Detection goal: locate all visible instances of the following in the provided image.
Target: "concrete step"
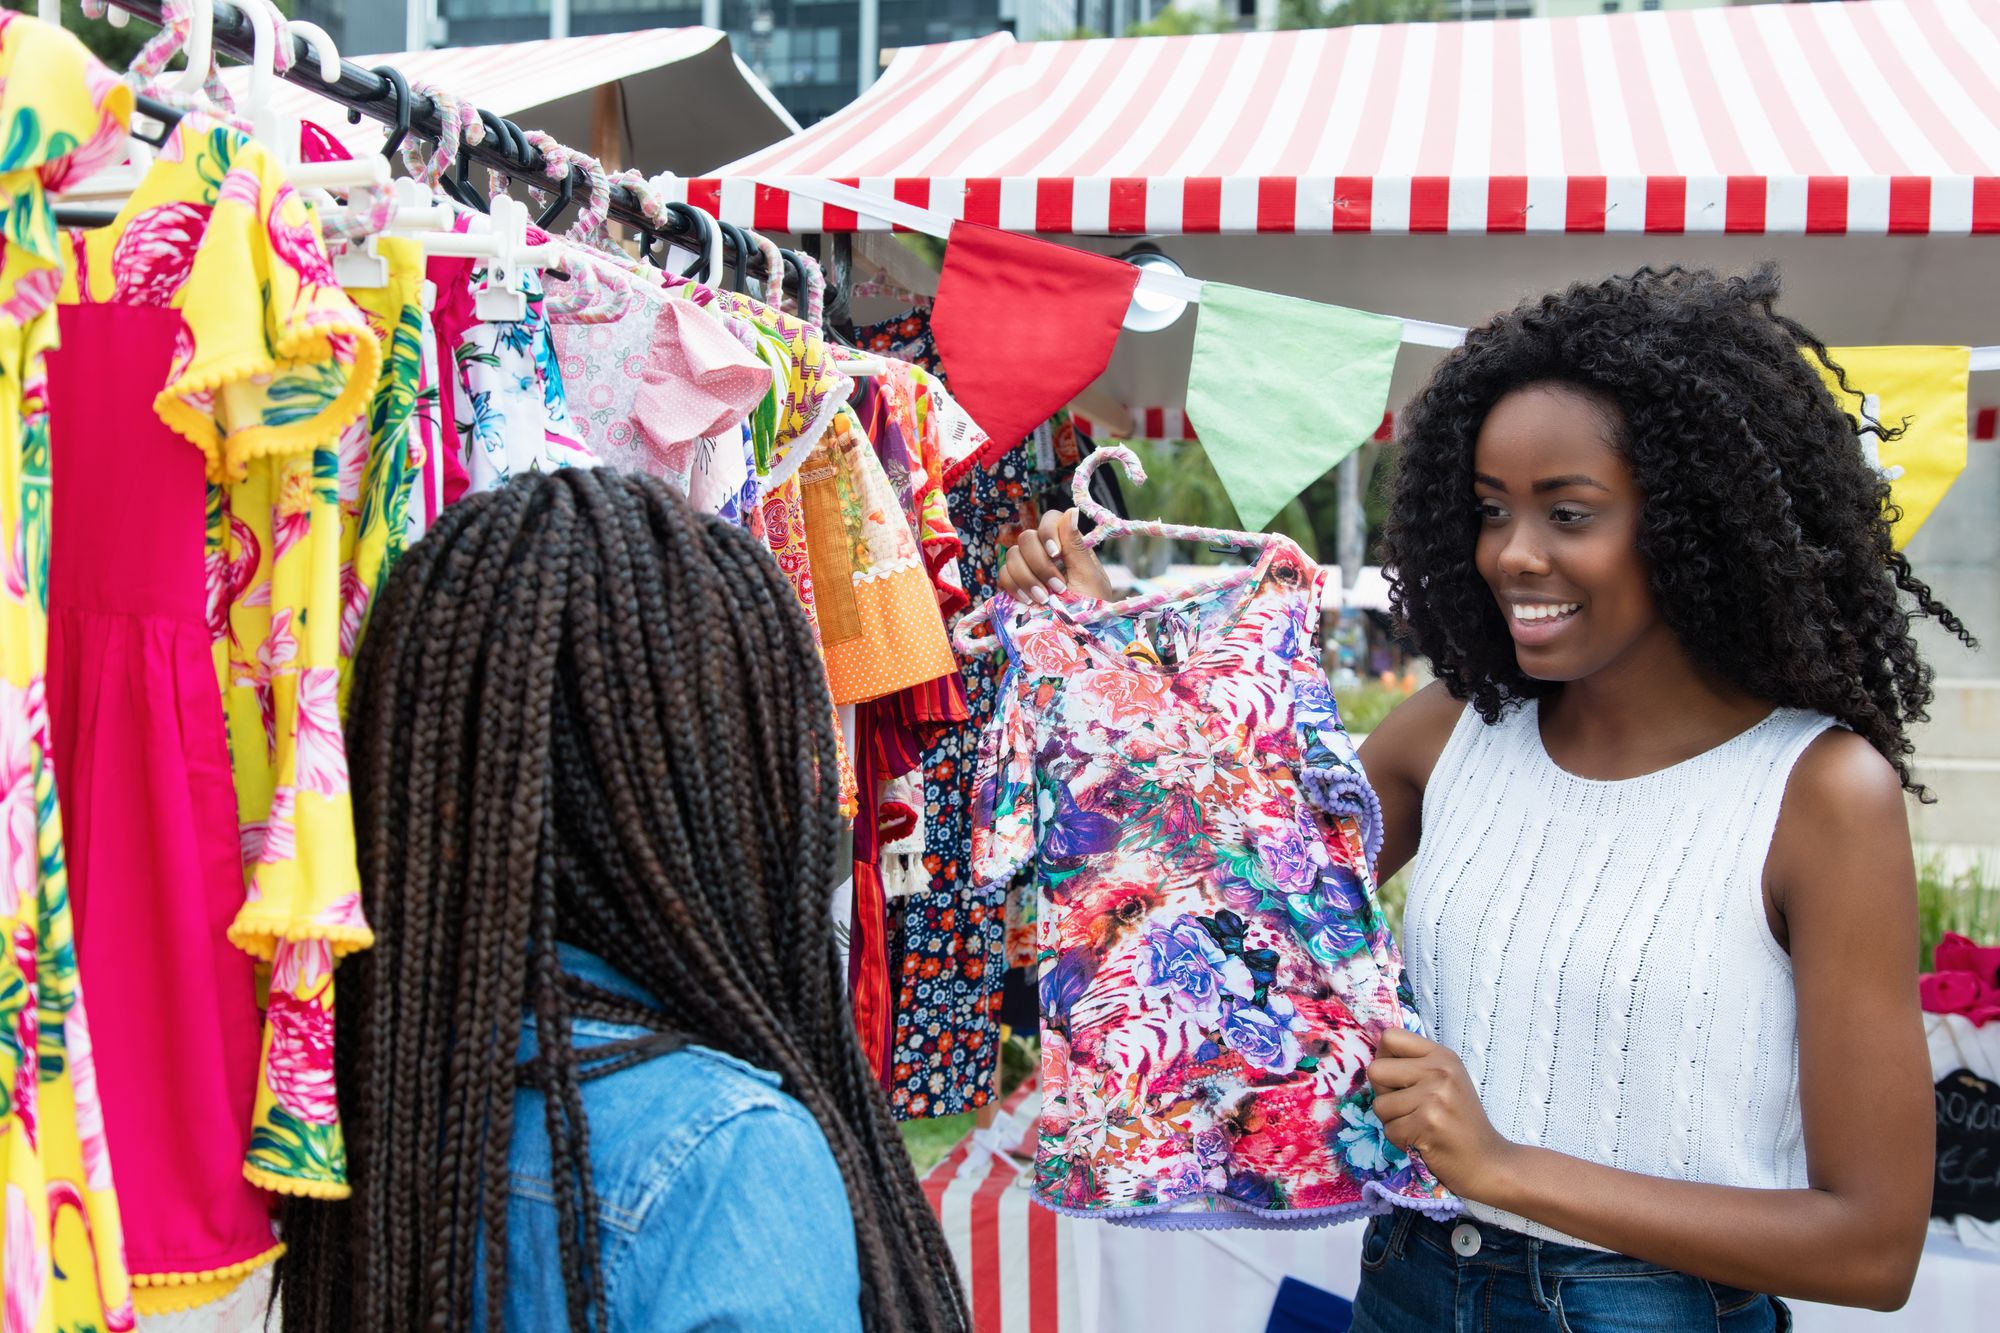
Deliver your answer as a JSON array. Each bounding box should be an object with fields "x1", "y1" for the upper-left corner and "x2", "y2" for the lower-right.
[
  {"x1": 1908, "y1": 757, "x2": 2000, "y2": 849},
  {"x1": 1912, "y1": 679, "x2": 2000, "y2": 762}
]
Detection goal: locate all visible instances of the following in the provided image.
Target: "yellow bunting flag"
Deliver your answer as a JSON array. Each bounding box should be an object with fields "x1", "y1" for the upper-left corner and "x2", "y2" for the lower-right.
[{"x1": 1818, "y1": 346, "x2": 1970, "y2": 549}]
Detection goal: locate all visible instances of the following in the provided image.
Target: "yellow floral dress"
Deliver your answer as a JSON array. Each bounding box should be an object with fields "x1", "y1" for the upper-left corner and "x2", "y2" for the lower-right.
[
  {"x1": 336, "y1": 235, "x2": 427, "y2": 702},
  {"x1": 60, "y1": 113, "x2": 378, "y2": 1306},
  {"x1": 0, "y1": 16, "x2": 139, "y2": 1332}
]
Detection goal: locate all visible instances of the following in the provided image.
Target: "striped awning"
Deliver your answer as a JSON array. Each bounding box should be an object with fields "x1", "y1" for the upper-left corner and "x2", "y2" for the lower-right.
[{"x1": 682, "y1": 0, "x2": 2000, "y2": 236}]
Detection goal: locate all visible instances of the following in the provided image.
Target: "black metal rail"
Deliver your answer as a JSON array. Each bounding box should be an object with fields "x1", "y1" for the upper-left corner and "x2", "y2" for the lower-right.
[{"x1": 100, "y1": 0, "x2": 793, "y2": 292}]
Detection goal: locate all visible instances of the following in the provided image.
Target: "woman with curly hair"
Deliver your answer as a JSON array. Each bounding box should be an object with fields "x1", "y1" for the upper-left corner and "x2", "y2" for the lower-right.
[
  {"x1": 1001, "y1": 266, "x2": 1959, "y2": 1328},
  {"x1": 277, "y1": 469, "x2": 969, "y2": 1333}
]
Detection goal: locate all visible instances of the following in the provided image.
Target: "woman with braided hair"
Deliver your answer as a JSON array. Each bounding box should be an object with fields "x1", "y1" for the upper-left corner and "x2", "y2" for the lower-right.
[{"x1": 276, "y1": 468, "x2": 969, "y2": 1332}]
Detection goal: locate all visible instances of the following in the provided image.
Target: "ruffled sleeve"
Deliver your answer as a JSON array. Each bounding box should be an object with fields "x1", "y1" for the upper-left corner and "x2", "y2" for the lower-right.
[
  {"x1": 156, "y1": 128, "x2": 380, "y2": 483},
  {"x1": 169, "y1": 133, "x2": 379, "y2": 1201}
]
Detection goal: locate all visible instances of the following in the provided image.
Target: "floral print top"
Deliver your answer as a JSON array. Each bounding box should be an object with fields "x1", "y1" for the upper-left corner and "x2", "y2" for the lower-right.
[
  {"x1": 452, "y1": 263, "x2": 594, "y2": 492},
  {"x1": 61, "y1": 116, "x2": 378, "y2": 1206},
  {"x1": 0, "y1": 17, "x2": 138, "y2": 1330},
  {"x1": 972, "y1": 537, "x2": 1455, "y2": 1229}
]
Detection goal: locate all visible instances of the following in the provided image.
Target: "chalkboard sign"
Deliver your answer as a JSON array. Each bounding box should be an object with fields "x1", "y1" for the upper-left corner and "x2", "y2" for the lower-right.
[{"x1": 1934, "y1": 1067, "x2": 2000, "y2": 1223}]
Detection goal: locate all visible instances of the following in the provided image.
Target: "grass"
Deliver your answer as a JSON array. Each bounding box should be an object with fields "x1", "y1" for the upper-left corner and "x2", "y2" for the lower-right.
[
  {"x1": 1334, "y1": 680, "x2": 1414, "y2": 736},
  {"x1": 901, "y1": 1112, "x2": 974, "y2": 1177},
  {"x1": 900, "y1": 1033, "x2": 1039, "y2": 1176},
  {"x1": 1917, "y1": 850, "x2": 2000, "y2": 971}
]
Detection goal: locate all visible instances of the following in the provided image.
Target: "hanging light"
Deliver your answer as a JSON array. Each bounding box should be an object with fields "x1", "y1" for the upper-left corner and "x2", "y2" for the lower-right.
[{"x1": 1120, "y1": 243, "x2": 1190, "y2": 334}]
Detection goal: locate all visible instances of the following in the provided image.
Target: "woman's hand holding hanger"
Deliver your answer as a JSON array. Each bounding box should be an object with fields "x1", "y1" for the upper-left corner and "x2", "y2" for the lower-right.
[{"x1": 998, "y1": 510, "x2": 1115, "y2": 604}]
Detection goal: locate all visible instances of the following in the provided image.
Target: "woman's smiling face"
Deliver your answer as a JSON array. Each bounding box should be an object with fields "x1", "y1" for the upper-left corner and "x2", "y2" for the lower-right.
[{"x1": 1472, "y1": 383, "x2": 1662, "y2": 683}]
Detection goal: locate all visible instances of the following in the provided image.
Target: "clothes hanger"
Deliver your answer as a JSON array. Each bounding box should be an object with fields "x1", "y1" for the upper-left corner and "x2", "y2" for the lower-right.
[
  {"x1": 664, "y1": 202, "x2": 722, "y2": 286},
  {"x1": 950, "y1": 445, "x2": 1284, "y2": 659},
  {"x1": 347, "y1": 65, "x2": 416, "y2": 161},
  {"x1": 55, "y1": 0, "x2": 239, "y2": 209},
  {"x1": 532, "y1": 169, "x2": 574, "y2": 231},
  {"x1": 780, "y1": 251, "x2": 807, "y2": 312},
  {"x1": 716, "y1": 220, "x2": 751, "y2": 294},
  {"x1": 171, "y1": 0, "x2": 216, "y2": 95}
]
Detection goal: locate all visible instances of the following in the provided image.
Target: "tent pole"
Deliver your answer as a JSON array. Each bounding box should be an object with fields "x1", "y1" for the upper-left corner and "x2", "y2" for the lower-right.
[{"x1": 1337, "y1": 452, "x2": 1364, "y2": 593}]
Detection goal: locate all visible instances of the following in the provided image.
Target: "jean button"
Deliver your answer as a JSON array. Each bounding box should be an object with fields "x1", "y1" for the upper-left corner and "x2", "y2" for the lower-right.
[{"x1": 1451, "y1": 1222, "x2": 1483, "y2": 1257}]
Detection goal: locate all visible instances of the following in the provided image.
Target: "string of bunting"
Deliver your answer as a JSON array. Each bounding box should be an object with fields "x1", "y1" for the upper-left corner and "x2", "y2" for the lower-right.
[{"x1": 767, "y1": 176, "x2": 1995, "y2": 546}]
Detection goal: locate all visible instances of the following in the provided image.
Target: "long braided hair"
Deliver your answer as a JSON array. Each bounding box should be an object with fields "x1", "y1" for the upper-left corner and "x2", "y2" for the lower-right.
[{"x1": 277, "y1": 469, "x2": 969, "y2": 1332}]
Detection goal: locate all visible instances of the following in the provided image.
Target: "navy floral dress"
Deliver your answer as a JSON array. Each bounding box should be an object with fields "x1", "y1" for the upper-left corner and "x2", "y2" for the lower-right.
[{"x1": 860, "y1": 309, "x2": 1078, "y2": 1118}]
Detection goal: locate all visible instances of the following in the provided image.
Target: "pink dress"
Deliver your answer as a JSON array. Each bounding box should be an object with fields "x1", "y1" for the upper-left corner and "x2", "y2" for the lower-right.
[{"x1": 44, "y1": 302, "x2": 275, "y2": 1282}]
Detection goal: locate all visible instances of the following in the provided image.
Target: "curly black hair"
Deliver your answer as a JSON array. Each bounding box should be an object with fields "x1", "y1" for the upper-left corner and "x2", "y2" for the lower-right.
[
  {"x1": 1383, "y1": 265, "x2": 1972, "y2": 797},
  {"x1": 276, "y1": 469, "x2": 969, "y2": 1332}
]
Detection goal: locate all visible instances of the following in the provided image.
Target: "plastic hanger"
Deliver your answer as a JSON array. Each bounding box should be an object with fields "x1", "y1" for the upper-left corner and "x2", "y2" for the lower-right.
[
  {"x1": 163, "y1": 0, "x2": 216, "y2": 94},
  {"x1": 533, "y1": 169, "x2": 574, "y2": 231},
  {"x1": 664, "y1": 202, "x2": 722, "y2": 287},
  {"x1": 287, "y1": 18, "x2": 343, "y2": 83},
  {"x1": 348, "y1": 64, "x2": 415, "y2": 162},
  {"x1": 716, "y1": 220, "x2": 751, "y2": 294}
]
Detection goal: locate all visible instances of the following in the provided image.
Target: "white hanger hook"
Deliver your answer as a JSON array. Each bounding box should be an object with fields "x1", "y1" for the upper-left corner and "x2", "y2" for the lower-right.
[
  {"x1": 286, "y1": 19, "x2": 343, "y2": 84},
  {"x1": 171, "y1": 0, "x2": 215, "y2": 93},
  {"x1": 237, "y1": 0, "x2": 281, "y2": 145}
]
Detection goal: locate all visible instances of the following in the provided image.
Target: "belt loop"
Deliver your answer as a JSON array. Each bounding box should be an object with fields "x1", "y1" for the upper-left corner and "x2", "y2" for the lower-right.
[
  {"x1": 1389, "y1": 1206, "x2": 1416, "y2": 1261},
  {"x1": 1529, "y1": 1236, "x2": 1550, "y2": 1311}
]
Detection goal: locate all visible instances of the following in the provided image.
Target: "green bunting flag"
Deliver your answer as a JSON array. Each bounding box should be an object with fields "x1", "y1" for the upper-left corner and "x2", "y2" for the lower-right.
[{"x1": 1186, "y1": 283, "x2": 1404, "y2": 532}]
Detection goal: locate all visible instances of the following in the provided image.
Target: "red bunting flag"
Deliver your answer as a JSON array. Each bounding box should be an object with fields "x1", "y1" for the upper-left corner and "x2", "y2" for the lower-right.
[{"x1": 932, "y1": 222, "x2": 1140, "y2": 466}]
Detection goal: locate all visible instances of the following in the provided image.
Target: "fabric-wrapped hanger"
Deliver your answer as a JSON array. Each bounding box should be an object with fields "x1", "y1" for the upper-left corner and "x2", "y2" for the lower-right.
[{"x1": 951, "y1": 445, "x2": 1288, "y2": 659}]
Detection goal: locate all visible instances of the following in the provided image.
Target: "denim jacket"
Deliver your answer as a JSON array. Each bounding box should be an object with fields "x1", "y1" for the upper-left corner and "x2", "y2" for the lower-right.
[{"x1": 479, "y1": 945, "x2": 862, "y2": 1331}]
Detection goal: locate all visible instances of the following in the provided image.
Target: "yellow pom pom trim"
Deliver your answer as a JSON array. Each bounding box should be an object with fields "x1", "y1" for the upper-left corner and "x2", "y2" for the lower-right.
[
  {"x1": 131, "y1": 1242, "x2": 286, "y2": 1316},
  {"x1": 245, "y1": 1162, "x2": 352, "y2": 1200}
]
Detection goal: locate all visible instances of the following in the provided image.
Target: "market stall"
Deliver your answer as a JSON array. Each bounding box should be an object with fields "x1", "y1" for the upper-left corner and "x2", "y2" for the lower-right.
[{"x1": 666, "y1": 0, "x2": 2000, "y2": 657}]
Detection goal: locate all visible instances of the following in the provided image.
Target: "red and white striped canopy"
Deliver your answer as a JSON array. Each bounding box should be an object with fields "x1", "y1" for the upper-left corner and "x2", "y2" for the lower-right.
[{"x1": 684, "y1": 0, "x2": 2000, "y2": 236}]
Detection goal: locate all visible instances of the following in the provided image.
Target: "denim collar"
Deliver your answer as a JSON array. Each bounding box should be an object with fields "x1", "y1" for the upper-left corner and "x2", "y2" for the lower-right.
[{"x1": 554, "y1": 942, "x2": 659, "y2": 1010}]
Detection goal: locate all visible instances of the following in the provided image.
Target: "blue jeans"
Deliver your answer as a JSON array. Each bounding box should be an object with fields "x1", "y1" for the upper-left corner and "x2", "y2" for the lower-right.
[{"x1": 1351, "y1": 1210, "x2": 1791, "y2": 1332}]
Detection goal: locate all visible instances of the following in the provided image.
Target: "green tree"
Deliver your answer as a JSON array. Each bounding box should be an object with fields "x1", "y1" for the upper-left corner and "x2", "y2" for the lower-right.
[
  {"x1": 1275, "y1": 0, "x2": 1447, "y2": 30},
  {"x1": 1125, "y1": 8, "x2": 1229, "y2": 38}
]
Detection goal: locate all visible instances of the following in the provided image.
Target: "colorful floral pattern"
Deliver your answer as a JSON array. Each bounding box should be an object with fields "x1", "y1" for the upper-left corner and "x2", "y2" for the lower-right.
[
  {"x1": 452, "y1": 265, "x2": 594, "y2": 493},
  {"x1": 865, "y1": 307, "x2": 1055, "y2": 1121},
  {"x1": 62, "y1": 115, "x2": 378, "y2": 1223},
  {"x1": 0, "y1": 16, "x2": 137, "y2": 1331},
  {"x1": 972, "y1": 538, "x2": 1454, "y2": 1228}
]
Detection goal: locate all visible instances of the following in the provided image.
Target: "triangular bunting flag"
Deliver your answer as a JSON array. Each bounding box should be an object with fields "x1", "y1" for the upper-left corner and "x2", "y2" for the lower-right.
[
  {"x1": 1187, "y1": 283, "x2": 1403, "y2": 532},
  {"x1": 932, "y1": 222, "x2": 1139, "y2": 466},
  {"x1": 1817, "y1": 346, "x2": 1970, "y2": 549}
]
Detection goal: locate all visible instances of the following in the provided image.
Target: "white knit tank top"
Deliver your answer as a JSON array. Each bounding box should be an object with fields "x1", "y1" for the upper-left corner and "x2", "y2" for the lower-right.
[{"x1": 1405, "y1": 699, "x2": 1837, "y2": 1248}]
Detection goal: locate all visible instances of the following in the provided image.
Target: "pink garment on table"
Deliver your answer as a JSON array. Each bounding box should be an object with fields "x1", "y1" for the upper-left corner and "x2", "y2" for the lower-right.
[
  {"x1": 1924, "y1": 932, "x2": 2000, "y2": 1026},
  {"x1": 632, "y1": 298, "x2": 772, "y2": 467},
  {"x1": 44, "y1": 302, "x2": 275, "y2": 1280}
]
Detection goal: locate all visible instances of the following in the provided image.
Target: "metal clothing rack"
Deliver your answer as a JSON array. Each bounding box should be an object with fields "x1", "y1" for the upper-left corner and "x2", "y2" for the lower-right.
[{"x1": 98, "y1": 0, "x2": 797, "y2": 295}]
